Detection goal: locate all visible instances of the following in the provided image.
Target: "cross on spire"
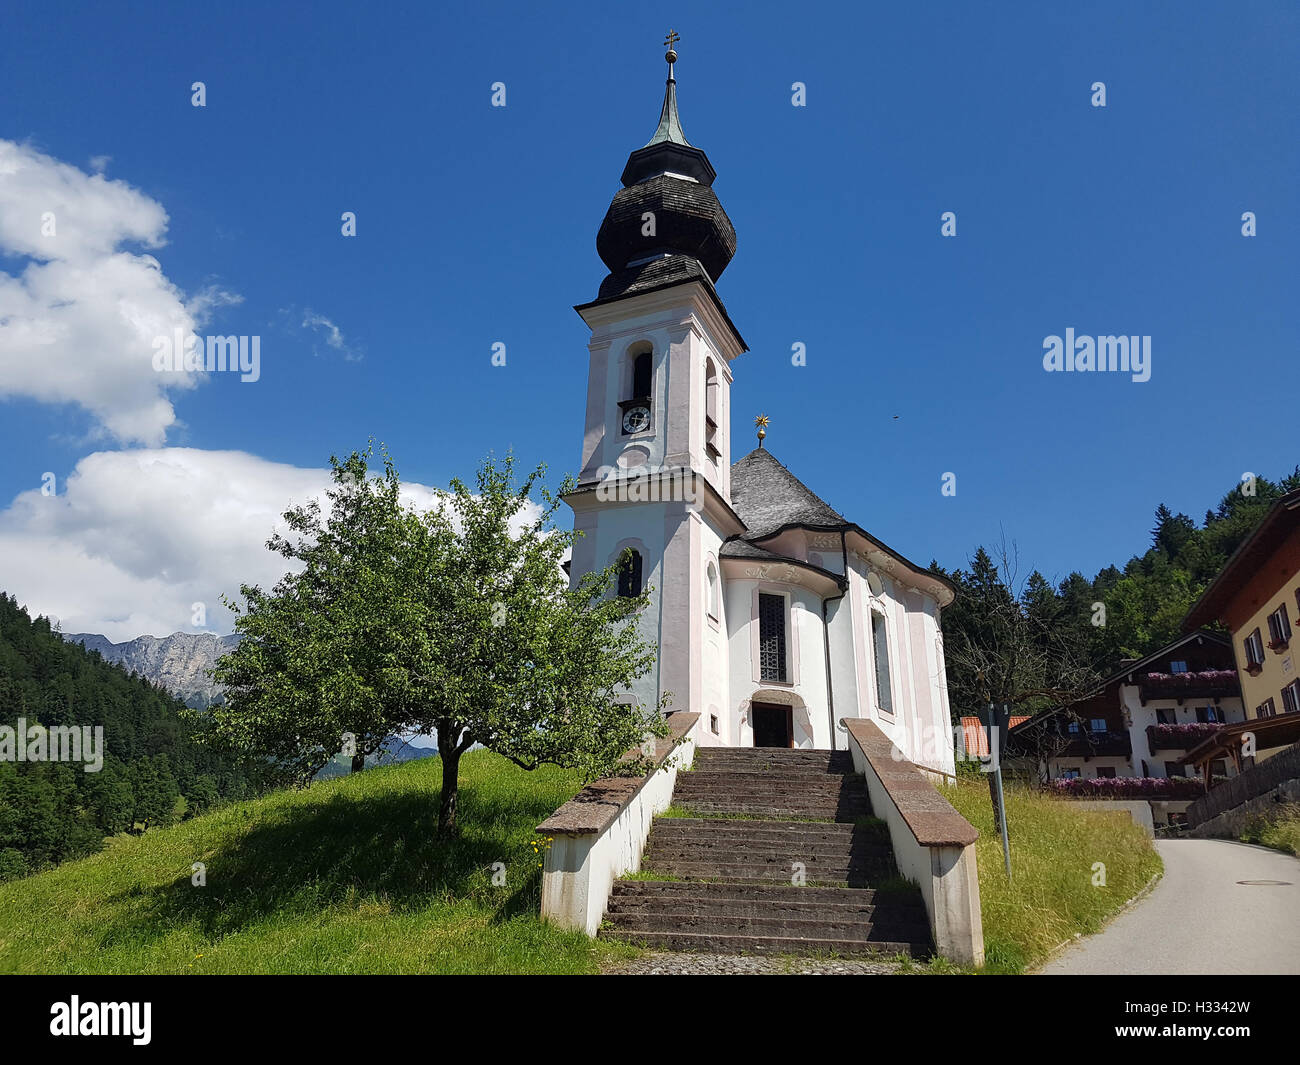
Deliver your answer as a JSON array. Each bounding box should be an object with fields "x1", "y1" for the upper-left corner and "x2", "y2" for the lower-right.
[{"x1": 664, "y1": 29, "x2": 679, "y2": 78}]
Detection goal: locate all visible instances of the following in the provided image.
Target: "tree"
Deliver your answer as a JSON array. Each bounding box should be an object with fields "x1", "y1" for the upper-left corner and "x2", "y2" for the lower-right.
[
  {"x1": 206, "y1": 447, "x2": 666, "y2": 835},
  {"x1": 207, "y1": 446, "x2": 419, "y2": 784},
  {"x1": 936, "y1": 538, "x2": 1100, "y2": 728},
  {"x1": 401, "y1": 453, "x2": 666, "y2": 834}
]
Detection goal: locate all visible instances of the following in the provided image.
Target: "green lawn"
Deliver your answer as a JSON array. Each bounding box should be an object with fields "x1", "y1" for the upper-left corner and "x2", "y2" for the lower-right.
[
  {"x1": 939, "y1": 780, "x2": 1163, "y2": 974},
  {"x1": 0, "y1": 751, "x2": 637, "y2": 974}
]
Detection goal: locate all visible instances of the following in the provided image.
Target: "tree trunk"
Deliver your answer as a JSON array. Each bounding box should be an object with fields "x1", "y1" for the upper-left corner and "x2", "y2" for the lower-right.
[
  {"x1": 437, "y1": 721, "x2": 461, "y2": 836},
  {"x1": 350, "y1": 751, "x2": 365, "y2": 774}
]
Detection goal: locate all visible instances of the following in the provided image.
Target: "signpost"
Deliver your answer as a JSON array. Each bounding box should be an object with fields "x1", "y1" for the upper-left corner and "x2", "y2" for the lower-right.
[{"x1": 979, "y1": 702, "x2": 1013, "y2": 880}]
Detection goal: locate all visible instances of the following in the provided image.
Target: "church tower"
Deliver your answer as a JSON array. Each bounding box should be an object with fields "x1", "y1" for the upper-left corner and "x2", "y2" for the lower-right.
[{"x1": 565, "y1": 35, "x2": 746, "y2": 721}]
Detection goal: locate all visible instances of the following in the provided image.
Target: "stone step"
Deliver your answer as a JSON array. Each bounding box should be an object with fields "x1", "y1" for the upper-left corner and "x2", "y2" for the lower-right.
[
  {"x1": 646, "y1": 838, "x2": 892, "y2": 862},
  {"x1": 644, "y1": 858, "x2": 893, "y2": 885},
  {"x1": 597, "y1": 928, "x2": 928, "y2": 958},
  {"x1": 644, "y1": 827, "x2": 878, "y2": 847},
  {"x1": 670, "y1": 780, "x2": 863, "y2": 795},
  {"x1": 607, "y1": 894, "x2": 920, "y2": 921},
  {"x1": 610, "y1": 880, "x2": 907, "y2": 907},
  {"x1": 696, "y1": 754, "x2": 857, "y2": 769},
  {"x1": 650, "y1": 818, "x2": 870, "y2": 844},
  {"x1": 603, "y1": 910, "x2": 931, "y2": 943},
  {"x1": 687, "y1": 761, "x2": 857, "y2": 777},
  {"x1": 673, "y1": 801, "x2": 871, "y2": 821}
]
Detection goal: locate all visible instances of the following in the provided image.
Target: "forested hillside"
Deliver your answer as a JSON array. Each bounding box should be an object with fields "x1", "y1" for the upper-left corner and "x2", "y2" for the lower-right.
[
  {"x1": 0, "y1": 594, "x2": 261, "y2": 882},
  {"x1": 935, "y1": 468, "x2": 1300, "y2": 719}
]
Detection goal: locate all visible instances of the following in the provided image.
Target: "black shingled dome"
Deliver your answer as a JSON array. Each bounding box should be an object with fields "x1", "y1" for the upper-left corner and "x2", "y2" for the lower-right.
[{"x1": 594, "y1": 65, "x2": 736, "y2": 300}]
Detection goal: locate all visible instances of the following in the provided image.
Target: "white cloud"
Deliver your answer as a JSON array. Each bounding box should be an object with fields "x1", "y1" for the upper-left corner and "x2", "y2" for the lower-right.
[
  {"x1": 0, "y1": 448, "x2": 448, "y2": 642},
  {"x1": 0, "y1": 139, "x2": 237, "y2": 445},
  {"x1": 299, "y1": 308, "x2": 362, "y2": 361}
]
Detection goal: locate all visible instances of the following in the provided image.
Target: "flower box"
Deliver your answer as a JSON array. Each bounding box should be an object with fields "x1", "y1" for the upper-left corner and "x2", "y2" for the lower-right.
[{"x1": 1049, "y1": 776, "x2": 1207, "y2": 800}]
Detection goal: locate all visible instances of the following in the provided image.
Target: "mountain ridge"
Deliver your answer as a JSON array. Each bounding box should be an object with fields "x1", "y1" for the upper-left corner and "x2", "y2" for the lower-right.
[{"x1": 62, "y1": 631, "x2": 242, "y2": 709}]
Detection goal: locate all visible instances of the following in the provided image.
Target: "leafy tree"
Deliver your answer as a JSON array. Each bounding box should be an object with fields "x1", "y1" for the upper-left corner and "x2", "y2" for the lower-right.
[
  {"x1": 401, "y1": 453, "x2": 665, "y2": 834},
  {"x1": 206, "y1": 447, "x2": 666, "y2": 836},
  {"x1": 206, "y1": 447, "x2": 419, "y2": 784}
]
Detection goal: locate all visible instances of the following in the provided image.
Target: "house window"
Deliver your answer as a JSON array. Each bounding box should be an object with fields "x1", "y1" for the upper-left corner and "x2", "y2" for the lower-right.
[
  {"x1": 1267, "y1": 605, "x2": 1291, "y2": 649},
  {"x1": 1067, "y1": 720, "x2": 1081, "y2": 734},
  {"x1": 1282, "y1": 680, "x2": 1300, "y2": 715},
  {"x1": 1164, "y1": 761, "x2": 1185, "y2": 778},
  {"x1": 1060, "y1": 768, "x2": 1081, "y2": 780},
  {"x1": 706, "y1": 561, "x2": 719, "y2": 620},
  {"x1": 1156, "y1": 707, "x2": 1176, "y2": 725},
  {"x1": 1195, "y1": 705, "x2": 1223, "y2": 723},
  {"x1": 1089, "y1": 718, "x2": 1107, "y2": 733},
  {"x1": 617, "y1": 550, "x2": 643, "y2": 598},
  {"x1": 1170, "y1": 660, "x2": 1188, "y2": 674},
  {"x1": 870, "y1": 609, "x2": 893, "y2": 713},
  {"x1": 1211, "y1": 759, "x2": 1228, "y2": 778},
  {"x1": 1244, "y1": 628, "x2": 1265, "y2": 670},
  {"x1": 1256, "y1": 697, "x2": 1276, "y2": 719},
  {"x1": 1096, "y1": 766, "x2": 1116, "y2": 779},
  {"x1": 758, "y1": 593, "x2": 788, "y2": 682},
  {"x1": 710, "y1": 714, "x2": 719, "y2": 735}
]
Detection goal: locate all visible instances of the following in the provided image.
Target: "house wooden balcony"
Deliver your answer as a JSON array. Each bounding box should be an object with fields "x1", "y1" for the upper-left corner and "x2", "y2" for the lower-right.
[
  {"x1": 1146, "y1": 722, "x2": 1224, "y2": 751},
  {"x1": 1136, "y1": 670, "x2": 1240, "y2": 705},
  {"x1": 1061, "y1": 730, "x2": 1132, "y2": 758}
]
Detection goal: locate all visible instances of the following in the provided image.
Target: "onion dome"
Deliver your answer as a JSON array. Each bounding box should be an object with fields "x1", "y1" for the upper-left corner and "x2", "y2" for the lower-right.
[{"x1": 593, "y1": 40, "x2": 736, "y2": 302}]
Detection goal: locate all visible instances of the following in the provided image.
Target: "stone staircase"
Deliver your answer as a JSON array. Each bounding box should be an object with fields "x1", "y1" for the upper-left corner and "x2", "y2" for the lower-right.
[{"x1": 600, "y1": 747, "x2": 932, "y2": 957}]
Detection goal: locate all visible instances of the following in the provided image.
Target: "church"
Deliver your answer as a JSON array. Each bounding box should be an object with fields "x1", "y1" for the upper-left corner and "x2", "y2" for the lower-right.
[{"x1": 564, "y1": 42, "x2": 957, "y2": 776}]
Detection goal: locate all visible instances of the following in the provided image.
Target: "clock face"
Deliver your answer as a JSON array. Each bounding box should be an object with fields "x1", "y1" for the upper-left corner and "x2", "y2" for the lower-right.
[{"x1": 622, "y1": 406, "x2": 650, "y2": 434}]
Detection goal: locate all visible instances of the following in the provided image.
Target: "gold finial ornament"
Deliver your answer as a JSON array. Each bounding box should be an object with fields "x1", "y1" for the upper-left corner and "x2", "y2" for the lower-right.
[
  {"x1": 755, "y1": 413, "x2": 769, "y2": 447},
  {"x1": 664, "y1": 29, "x2": 679, "y2": 70}
]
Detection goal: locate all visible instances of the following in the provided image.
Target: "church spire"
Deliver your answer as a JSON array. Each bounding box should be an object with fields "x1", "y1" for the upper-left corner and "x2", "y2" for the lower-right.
[
  {"x1": 593, "y1": 34, "x2": 737, "y2": 303},
  {"x1": 644, "y1": 30, "x2": 690, "y2": 148},
  {"x1": 618, "y1": 35, "x2": 716, "y2": 187}
]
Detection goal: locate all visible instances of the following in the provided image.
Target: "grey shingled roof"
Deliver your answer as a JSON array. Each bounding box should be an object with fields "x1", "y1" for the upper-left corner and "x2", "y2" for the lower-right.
[{"x1": 729, "y1": 447, "x2": 847, "y2": 540}]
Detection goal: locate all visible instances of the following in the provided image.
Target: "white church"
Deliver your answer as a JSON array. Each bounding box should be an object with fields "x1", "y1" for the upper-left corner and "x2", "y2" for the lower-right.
[{"x1": 564, "y1": 44, "x2": 957, "y2": 776}]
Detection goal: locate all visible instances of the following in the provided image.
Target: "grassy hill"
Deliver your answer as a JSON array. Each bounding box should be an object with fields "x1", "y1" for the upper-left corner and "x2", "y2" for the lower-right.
[
  {"x1": 0, "y1": 750, "x2": 635, "y2": 974},
  {"x1": 940, "y1": 779, "x2": 1163, "y2": 974}
]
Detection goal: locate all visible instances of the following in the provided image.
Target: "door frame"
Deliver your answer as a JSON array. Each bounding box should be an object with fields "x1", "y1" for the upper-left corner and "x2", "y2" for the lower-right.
[{"x1": 751, "y1": 701, "x2": 794, "y2": 749}]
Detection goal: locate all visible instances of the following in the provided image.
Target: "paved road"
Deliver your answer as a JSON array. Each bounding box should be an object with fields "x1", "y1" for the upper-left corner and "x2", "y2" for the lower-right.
[{"x1": 1039, "y1": 839, "x2": 1300, "y2": 975}]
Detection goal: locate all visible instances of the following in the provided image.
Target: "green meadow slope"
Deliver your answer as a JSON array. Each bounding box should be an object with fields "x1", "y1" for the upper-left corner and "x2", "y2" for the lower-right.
[
  {"x1": 0, "y1": 751, "x2": 635, "y2": 974},
  {"x1": 941, "y1": 780, "x2": 1163, "y2": 974}
]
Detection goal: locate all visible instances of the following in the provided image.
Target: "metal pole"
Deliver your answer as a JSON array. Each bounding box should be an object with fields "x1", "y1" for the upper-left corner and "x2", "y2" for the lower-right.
[{"x1": 993, "y1": 761, "x2": 1011, "y2": 880}]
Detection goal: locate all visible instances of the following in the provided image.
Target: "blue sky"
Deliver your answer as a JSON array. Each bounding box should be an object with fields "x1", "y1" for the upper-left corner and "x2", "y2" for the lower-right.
[{"x1": 0, "y1": 1, "x2": 1297, "y2": 637}]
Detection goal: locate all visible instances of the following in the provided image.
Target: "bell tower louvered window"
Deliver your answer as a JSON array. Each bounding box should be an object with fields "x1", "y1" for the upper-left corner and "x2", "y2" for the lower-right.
[
  {"x1": 758, "y1": 593, "x2": 787, "y2": 682},
  {"x1": 618, "y1": 550, "x2": 643, "y2": 598}
]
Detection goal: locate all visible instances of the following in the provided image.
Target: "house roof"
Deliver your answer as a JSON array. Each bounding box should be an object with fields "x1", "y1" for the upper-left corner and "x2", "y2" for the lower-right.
[
  {"x1": 959, "y1": 715, "x2": 1031, "y2": 758},
  {"x1": 1183, "y1": 487, "x2": 1300, "y2": 630}
]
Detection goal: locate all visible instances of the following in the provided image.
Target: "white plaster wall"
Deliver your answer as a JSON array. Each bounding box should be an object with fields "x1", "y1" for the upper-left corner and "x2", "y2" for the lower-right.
[
  {"x1": 579, "y1": 300, "x2": 733, "y2": 506},
  {"x1": 540, "y1": 725, "x2": 697, "y2": 935},
  {"x1": 1048, "y1": 755, "x2": 1135, "y2": 779},
  {"x1": 699, "y1": 521, "x2": 728, "y2": 745},
  {"x1": 579, "y1": 501, "x2": 667, "y2": 713},
  {"x1": 725, "y1": 578, "x2": 831, "y2": 748}
]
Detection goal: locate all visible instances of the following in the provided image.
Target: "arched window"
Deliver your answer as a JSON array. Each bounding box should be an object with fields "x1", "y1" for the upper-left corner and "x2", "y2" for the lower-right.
[
  {"x1": 706, "y1": 560, "x2": 719, "y2": 620},
  {"x1": 618, "y1": 549, "x2": 643, "y2": 598},
  {"x1": 870, "y1": 609, "x2": 893, "y2": 714},
  {"x1": 704, "y1": 359, "x2": 719, "y2": 459},
  {"x1": 632, "y1": 352, "x2": 652, "y2": 399}
]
